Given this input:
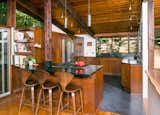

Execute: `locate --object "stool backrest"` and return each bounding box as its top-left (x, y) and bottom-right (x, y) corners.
top-left (20, 68), bottom-right (32, 85)
top-left (32, 69), bottom-right (50, 85)
top-left (55, 72), bottom-right (73, 91)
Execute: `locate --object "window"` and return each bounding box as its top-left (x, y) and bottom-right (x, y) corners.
top-left (0, 1), bottom-right (7, 26)
top-left (16, 10), bottom-right (44, 28)
top-left (96, 36), bottom-right (140, 54)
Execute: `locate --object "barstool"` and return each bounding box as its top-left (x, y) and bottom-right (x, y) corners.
top-left (55, 72), bottom-right (83, 115)
top-left (18, 68), bottom-right (39, 115)
top-left (35, 70), bottom-right (59, 115)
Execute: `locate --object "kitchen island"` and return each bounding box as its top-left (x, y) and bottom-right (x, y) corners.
top-left (52, 64), bottom-right (104, 114)
top-left (12, 64), bottom-right (104, 115)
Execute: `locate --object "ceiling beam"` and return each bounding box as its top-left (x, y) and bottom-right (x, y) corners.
top-left (94, 32), bottom-right (138, 37)
top-left (58, 0), bottom-right (95, 37)
top-left (16, 0), bottom-right (74, 36)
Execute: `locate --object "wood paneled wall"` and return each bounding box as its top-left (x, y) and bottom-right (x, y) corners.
top-left (52, 32), bottom-right (66, 64)
top-left (34, 28), bottom-right (45, 63)
top-left (34, 29), bottom-right (68, 64)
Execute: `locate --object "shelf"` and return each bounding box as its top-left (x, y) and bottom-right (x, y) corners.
top-left (15, 52), bottom-right (33, 56)
top-left (14, 40), bottom-right (33, 43)
top-left (15, 27), bottom-right (35, 31)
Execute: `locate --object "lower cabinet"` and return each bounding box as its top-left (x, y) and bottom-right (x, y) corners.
top-left (99, 58), bottom-right (121, 76)
top-left (75, 57), bottom-right (122, 76)
top-left (121, 63), bottom-right (142, 94)
top-left (11, 66), bottom-right (23, 93)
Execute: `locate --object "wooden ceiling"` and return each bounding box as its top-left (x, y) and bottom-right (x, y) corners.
top-left (16, 0), bottom-right (160, 36)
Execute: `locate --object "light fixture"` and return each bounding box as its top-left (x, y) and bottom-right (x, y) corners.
top-left (87, 0), bottom-right (91, 27)
top-left (64, 0), bottom-right (68, 28)
top-left (78, 28), bottom-right (81, 33)
top-left (71, 22), bottom-right (74, 27)
top-left (61, 11), bottom-right (64, 18)
top-left (129, 0), bottom-right (132, 11)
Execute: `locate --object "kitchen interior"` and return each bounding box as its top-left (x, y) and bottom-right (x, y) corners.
top-left (0, 0), bottom-right (159, 115)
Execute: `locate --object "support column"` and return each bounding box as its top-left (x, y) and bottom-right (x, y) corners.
top-left (142, 0), bottom-right (148, 98)
top-left (148, 0), bottom-right (155, 70)
top-left (44, 0), bottom-right (52, 72)
top-left (7, 0), bottom-right (16, 27)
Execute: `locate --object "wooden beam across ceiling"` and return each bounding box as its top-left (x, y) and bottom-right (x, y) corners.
top-left (16, 0), bottom-right (74, 36)
top-left (58, 0), bottom-right (95, 37)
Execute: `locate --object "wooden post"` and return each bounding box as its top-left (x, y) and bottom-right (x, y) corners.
top-left (7, 0), bottom-right (16, 27)
top-left (44, 0), bottom-right (52, 71)
top-left (148, 0), bottom-right (155, 70)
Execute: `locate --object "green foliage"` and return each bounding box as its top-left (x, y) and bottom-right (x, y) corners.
top-left (16, 10), bottom-right (44, 28)
top-left (155, 37), bottom-right (160, 47)
top-left (0, 1), bottom-right (7, 26)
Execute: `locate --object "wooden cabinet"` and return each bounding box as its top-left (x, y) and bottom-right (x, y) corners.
top-left (11, 66), bottom-right (23, 92)
top-left (74, 57), bottom-right (122, 76)
top-left (121, 63), bottom-right (142, 94)
top-left (99, 58), bottom-right (122, 76)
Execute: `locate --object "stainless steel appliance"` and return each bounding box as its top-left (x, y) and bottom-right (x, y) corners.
top-left (62, 38), bottom-right (74, 64)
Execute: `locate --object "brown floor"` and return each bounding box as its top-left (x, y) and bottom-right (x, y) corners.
top-left (0, 93), bottom-right (120, 115)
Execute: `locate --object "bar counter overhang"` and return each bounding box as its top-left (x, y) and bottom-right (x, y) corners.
top-left (12, 64), bottom-right (104, 115)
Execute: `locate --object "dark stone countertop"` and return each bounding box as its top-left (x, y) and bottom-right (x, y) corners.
top-left (52, 64), bottom-right (103, 78)
top-left (12, 64), bottom-right (103, 78)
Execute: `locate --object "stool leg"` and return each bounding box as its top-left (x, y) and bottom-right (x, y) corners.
top-left (18, 87), bottom-right (25, 114)
top-left (67, 93), bottom-right (70, 110)
top-left (71, 92), bottom-right (76, 115)
top-left (80, 90), bottom-right (83, 113)
top-left (49, 89), bottom-right (53, 115)
top-left (42, 90), bottom-right (46, 106)
top-left (57, 92), bottom-right (63, 115)
top-left (35, 89), bottom-right (42, 115)
top-left (31, 86), bottom-right (35, 115)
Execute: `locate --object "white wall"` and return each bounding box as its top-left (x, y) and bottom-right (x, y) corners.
top-left (52, 24), bottom-right (66, 34)
top-left (76, 34), bottom-right (96, 57)
top-left (154, 48), bottom-right (160, 69)
top-left (142, 1), bottom-right (148, 98)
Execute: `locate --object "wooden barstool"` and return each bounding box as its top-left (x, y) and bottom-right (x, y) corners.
top-left (55, 72), bottom-right (83, 115)
top-left (35, 70), bottom-right (59, 115)
top-left (18, 68), bottom-right (39, 115)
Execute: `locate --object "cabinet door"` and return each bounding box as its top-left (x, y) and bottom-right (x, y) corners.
top-left (12, 66), bottom-right (23, 92)
top-left (99, 58), bottom-right (121, 76)
top-left (52, 32), bottom-right (63, 64)
top-left (130, 65), bottom-right (142, 94)
top-left (121, 64), bottom-right (130, 91)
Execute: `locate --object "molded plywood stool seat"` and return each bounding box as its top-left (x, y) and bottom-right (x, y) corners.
top-left (55, 72), bottom-right (83, 115)
top-left (35, 70), bottom-right (59, 115)
top-left (18, 68), bottom-right (39, 115)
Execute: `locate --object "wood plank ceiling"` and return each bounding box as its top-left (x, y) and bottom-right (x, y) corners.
top-left (16, 0), bottom-right (160, 36)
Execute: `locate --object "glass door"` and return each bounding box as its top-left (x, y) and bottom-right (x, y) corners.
top-left (0, 28), bottom-right (10, 97)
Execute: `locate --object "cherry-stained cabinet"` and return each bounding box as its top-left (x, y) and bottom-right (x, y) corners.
top-left (121, 63), bottom-right (142, 94)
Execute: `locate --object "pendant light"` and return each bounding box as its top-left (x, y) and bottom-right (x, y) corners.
top-left (64, 0), bottom-right (68, 28)
top-left (129, 0), bottom-right (132, 11)
top-left (88, 0), bottom-right (91, 27)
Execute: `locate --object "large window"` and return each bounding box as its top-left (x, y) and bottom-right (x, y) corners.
top-left (96, 36), bottom-right (141, 54)
top-left (16, 10), bottom-right (44, 28)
